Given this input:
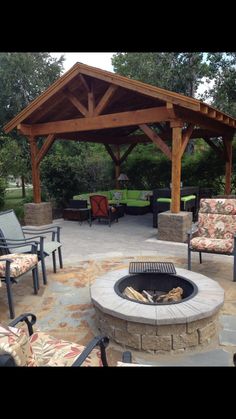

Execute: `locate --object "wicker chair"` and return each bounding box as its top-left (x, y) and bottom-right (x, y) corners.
top-left (187, 198), bottom-right (236, 281)
top-left (0, 209), bottom-right (63, 285)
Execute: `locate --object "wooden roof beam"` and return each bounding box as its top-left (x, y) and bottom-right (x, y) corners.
top-left (139, 124), bottom-right (172, 160)
top-left (104, 144), bottom-right (119, 164)
top-left (94, 84), bottom-right (118, 116)
top-left (23, 106), bottom-right (175, 136)
top-left (120, 143), bottom-right (138, 164)
top-left (202, 137), bottom-right (225, 159)
top-left (65, 90), bottom-right (89, 117)
top-left (36, 134), bottom-right (55, 166)
top-left (181, 123), bottom-right (194, 156)
top-left (78, 73), bottom-right (90, 93)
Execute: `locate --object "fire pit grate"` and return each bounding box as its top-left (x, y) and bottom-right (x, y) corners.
top-left (129, 262), bottom-right (176, 275)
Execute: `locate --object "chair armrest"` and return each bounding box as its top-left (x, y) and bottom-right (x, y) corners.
top-left (23, 227), bottom-right (61, 242)
top-left (0, 242), bottom-right (38, 253)
top-left (8, 313), bottom-right (37, 336)
top-left (71, 335), bottom-right (109, 367)
top-left (2, 236), bottom-right (44, 242)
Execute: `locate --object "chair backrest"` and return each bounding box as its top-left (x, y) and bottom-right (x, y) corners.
top-left (198, 198), bottom-right (236, 239)
top-left (0, 210), bottom-right (25, 242)
top-left (68, 199), bottom-right (87, 209)
top-left (90, 195), bottom-right (109, 217)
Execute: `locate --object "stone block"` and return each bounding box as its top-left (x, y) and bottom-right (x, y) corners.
top-left (157, 323), bottom-right (186, 335)
top-left (142, 335), bottom-right (172, 351)
top-left (127, 322), bottom-right (157, 335)
top-left (187, 314), bottom-right (218, 333)
top-left (173, 331), bottom-right (199, 349)
top-left (198, 321), bottom-right (217, 344)
top-left (115, 329), bottom-right (141, 349)
top-left (24, 202), bottom-right (53, 226)
top-left (157, 211), bottom-right (192, 243)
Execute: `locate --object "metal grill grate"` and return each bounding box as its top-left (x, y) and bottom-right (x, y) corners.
top-left (129, 262), bottom-right (176, 275)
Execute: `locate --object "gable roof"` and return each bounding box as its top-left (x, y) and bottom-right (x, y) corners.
top-left (4, 62), bottom-right (236, 135)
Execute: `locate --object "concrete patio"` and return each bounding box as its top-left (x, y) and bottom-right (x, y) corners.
top-left (1, 212), bottom-right (236, 366)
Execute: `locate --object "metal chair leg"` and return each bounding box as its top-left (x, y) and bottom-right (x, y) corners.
top-left (188, 247), bottom-right (191, 270)
top-left (40, 255), bottom-right (47, 285)
top-left (5, 276), bottom-right (15, 319)
top-left (199, 252), bottom-right (202, 264)
top-left (58, 247), bottom-right (63, 269)
top-left (32, 267), bottom-right (38, 295)
top-left (52, 251), bottom-right (56, 273)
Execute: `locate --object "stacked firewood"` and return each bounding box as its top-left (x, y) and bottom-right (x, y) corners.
top-left (123, 286), bottom-right (183, 303)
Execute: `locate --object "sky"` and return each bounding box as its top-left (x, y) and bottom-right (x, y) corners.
top-left (51, 52), bottom-right (212, 101)
top-left (51, 52), bottom-right (115, 73)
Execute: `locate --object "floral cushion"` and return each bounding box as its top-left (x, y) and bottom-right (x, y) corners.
top-left (0, 325), bottom-right (38, 366)
top-left (0, 254), bottom-right (38, 278)
top-left (198, 213), bottom-right (236, 239)
top-left (190, 237), bottom-right (233, 254)
top-left (200, 198), bottom-right (236, 215)
top-left (29, 331), bottom-right (103, 367)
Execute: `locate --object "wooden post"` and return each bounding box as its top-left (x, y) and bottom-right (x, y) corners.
top-left (29, 136), bottom-right (41, 203)
top-left (224, 138), bottom-right (233, 195)
top-left (115, 145), bottom-right (121, 189)
top-left (170, 122), bottom-right (183, 213)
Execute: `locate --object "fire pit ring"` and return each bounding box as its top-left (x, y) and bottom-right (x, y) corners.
top-left (91, 267), bottom-right (224, 353)
top-left (115, 273), bottom-right (198, 305)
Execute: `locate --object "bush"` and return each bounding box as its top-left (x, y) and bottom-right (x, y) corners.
top-left (0, 177), bottom-right (7, 210)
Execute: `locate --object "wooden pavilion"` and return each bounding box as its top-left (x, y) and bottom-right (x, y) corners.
top-left (4, 62), bottom-right (236, 217)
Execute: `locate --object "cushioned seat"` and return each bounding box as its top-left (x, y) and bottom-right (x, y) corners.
top-left (188, 198), bottom-right (236, 281)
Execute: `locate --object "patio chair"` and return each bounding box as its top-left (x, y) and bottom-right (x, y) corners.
top-left (187, 198), bottom-right (236, 281)
top-left (0, 243), bottom-right (39, 319)
top-left (89, 195), bottom-right (119, 227)
top-left (0, 209), bottom-right (63, 286)
top-left (0, 313), bottom-right (109, 366)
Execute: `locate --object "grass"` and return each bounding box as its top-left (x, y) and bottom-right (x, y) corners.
top-left (3, 187), bottom-right (33, 221)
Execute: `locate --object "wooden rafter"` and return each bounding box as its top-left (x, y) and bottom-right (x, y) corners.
top-left (104, 144), bottom-right (118, 164)
top-left (78, 73), bottom-right (90, 93)
top-left (36, 134), bottom-right (55, 166)
top-left (202, 137), bottom-right (225, 159)
top-left (139, 124), bottom-right (172, 160)
top-left (65, 90), bottom-right (88, 117)
top-left (94, 85), bottom-right (118, 116)
top-left (181, 123), bottom-right (194, 156)
top-left (120, 143), bottom-right (137, 164)
top-left (19, 107), bottom-right (175, 137)
top-left (88, 82), bottom-right (95, 117)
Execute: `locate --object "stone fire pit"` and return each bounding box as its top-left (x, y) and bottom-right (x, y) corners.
top-left (91, 267), bottom-right (224, 353)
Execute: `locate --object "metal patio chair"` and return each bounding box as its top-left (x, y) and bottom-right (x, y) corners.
top-left (0, 209), bottom-right (63, 285)
top-left (89, 195), bottom-right (119, 227)
top-left (187, 198), bottom-right (236, 281)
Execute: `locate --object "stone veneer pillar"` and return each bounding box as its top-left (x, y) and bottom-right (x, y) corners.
top-left (24, 202), bottom-right (53, 226)
top-left (157, 211), bottom-right (192, 243)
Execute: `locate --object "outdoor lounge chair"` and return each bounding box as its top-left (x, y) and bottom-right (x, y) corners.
top-left (0, 209), bottom-right (63, 285)
top-left (187, 198), bottom-right (236, 281)
top-left (89, 195), bottom-right (119, 227)
top-left (0, 244), bottom-right (39, 319)
top-left (0, 313), bottom-right (149, 366)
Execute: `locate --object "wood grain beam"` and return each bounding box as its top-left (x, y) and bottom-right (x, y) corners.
top-left (65, 91), bottom-right (89, 116)
top-left (25, 106), bottom-right (175, 136)
top-left (78, 73), bottom-right (90, 93)
top-left (36, 134), bottom-right (55, 166)
top-left (88, 82), bottom-right (95, 117)
top-left (120, 143), bottom-right (137, 164)
top-left (202, 137), bottom-right (225, 159)
top-left (104, 144), bottom-right (118, 164)
top-left (171, 126), bottom-right (182, 213)
top-left (224, 137), bottom-right (233, 194)
top-left (181, 123), bottom-right (194, 156)
top-left (94, 85), bottom-right (118, 116)
top-left (139, 124), bottom-right (172, 160)
top-left (28, 136), bottom-right (41, 203)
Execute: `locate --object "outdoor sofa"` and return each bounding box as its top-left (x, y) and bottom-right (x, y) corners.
top-left (73, 189), bottom-right (152, 215)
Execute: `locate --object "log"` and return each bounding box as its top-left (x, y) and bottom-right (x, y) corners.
top-left (123, 287), bottom-right (148, 302)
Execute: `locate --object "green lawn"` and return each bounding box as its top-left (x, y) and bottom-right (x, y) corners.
top-left (3, 188), bottom-right (33, 221)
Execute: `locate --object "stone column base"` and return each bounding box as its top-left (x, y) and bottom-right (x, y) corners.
top-left (24, 202), bottom-right (53, 226)
top-left (157, 211), bottom-right (192, 243)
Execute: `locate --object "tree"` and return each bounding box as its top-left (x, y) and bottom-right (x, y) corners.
top-left (112, 52), bottom-right (208, 97)
top-left (203, 53), bottom-right (236, 117)
top-left (0, 53), bottom-right (65, 196)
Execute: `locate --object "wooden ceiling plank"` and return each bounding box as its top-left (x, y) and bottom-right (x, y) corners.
top-left (94, 85), bottom-right (118, 116)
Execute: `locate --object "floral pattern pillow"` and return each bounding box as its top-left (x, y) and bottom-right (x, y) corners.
top-left (139, 191), bottom-right (150, 200)
top-left (112, 191), bottom-right (123, 201)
